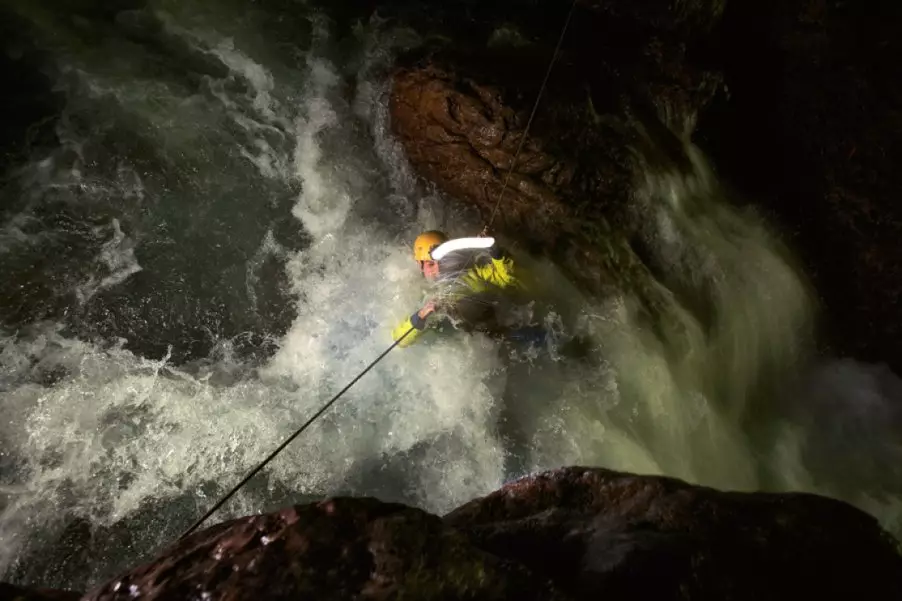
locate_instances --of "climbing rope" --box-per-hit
[179,0,579,540]
[484,0,580,232]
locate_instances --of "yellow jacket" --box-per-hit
[391,249,522,348]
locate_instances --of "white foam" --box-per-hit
[75,218,142,304]
[290,60,349,239]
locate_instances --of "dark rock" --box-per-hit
[445,466,902,600]
[694,0,902,370]
[55,467,902,600]
[81,498,568,601]
[0,582,82,601]
[386,0,728,235]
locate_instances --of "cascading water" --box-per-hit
[1,0,900,593]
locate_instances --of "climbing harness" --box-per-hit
[179,0,579,540]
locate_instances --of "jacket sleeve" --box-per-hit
[391,310,428,348]
[484,245,519,289]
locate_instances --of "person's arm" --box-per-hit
[391,301,436,348]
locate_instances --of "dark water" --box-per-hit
[0,0,899,592]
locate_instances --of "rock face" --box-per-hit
[694,0,902,371]
[80,498,567,601]
[8,466,897,601]
[446,467,902,600]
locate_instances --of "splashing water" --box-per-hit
[0,4,506,588]
[1,0,899,592]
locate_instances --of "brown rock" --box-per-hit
[16,466,895,601]
[445,466,902,601]
[66,467,902,600]
[81,498,567,601]
[389,62,571,241]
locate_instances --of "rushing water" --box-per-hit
[1,0,900,592]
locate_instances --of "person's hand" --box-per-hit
[478,225,489,237]
[417,300,437,320]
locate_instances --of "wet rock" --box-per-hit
[386,0,728,233]
[445,466,902,601]
[81,498,568,601]
[389,59,575,250]
[0,582,82,601]
[66,467,902,600]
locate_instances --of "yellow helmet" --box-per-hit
[413,230,448,261]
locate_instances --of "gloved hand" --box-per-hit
[417,300,437,320]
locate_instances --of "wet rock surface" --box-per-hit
[79,498,567,601]
[446,466,902,600]
[387,0,725,300]
[8,466,900,600]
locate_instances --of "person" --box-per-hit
[390,230,592,483]
[390,230,544,348]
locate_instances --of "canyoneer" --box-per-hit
[391,230,547,349]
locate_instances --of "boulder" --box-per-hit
[446,466,902,600]
[65,467,902,600]
[81,498,567,601]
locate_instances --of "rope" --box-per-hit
[179,326,415,540]
[484,0,579,232]
[179,0,580,540]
